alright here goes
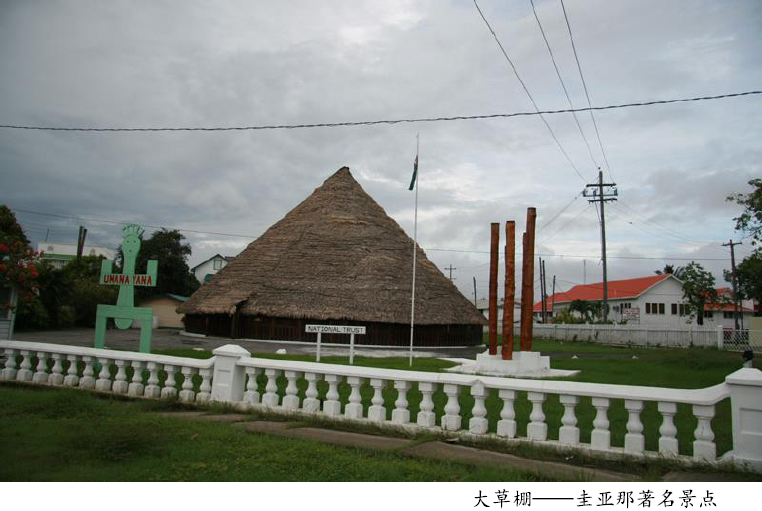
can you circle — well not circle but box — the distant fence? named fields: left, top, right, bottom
left=486, top=322, right=762, bottom=352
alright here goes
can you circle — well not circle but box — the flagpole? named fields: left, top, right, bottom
left=409, top=133, right=419, bottom=367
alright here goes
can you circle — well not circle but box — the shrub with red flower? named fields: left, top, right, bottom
left=0, top=236, right=41, bottom=312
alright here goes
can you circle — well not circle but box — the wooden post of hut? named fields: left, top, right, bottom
left=519, top=207, right=536, bottom=352
left=502, top=221, right=515, bottom=360
left=488, top=223, right=499, bottom=355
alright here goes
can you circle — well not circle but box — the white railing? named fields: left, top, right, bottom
left=0, top=341, right=214, bottom=402
left=1, top=340, right=761, bottom=472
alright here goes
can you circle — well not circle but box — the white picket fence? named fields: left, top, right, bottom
left=2, top=340, right=762, bottom=472
left=488, top=322, right=762, bottom=352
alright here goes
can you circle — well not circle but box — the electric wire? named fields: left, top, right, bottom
left=529, top=0, right=599, bottom=171
left=473, top=0, right=588, bottom=182
left=0, top=91, right=757, bottom=133
left=560, top=0, right=614, bottom=181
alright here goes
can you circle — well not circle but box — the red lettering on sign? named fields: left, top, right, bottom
left=147, top=275, right=152, bottom=285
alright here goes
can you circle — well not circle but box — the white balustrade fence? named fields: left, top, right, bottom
left=1, top=340, right=761, bottom=472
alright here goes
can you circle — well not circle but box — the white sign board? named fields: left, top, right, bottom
left=305, top=324, right=366, bottom=364
left=305, top=325, right=366, bottom=335
left=622, top=307, right=640, bottom=320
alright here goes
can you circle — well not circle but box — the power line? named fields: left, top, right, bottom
left=529, top=0, right=599, bottom=171
left=560, top=0, right=614, bottom=181
left=0, top=90, right=758, bottom=133
left=426, top=247, right=730, bottom=261
left=11, top=206, right=743, bottom=262
left=538, top=202, right=591, bottom=243
left=11, top=207, right=262, bottom=239
left=539, top=191, right=582, bottom=231
left=473, top=0, right=588, bottom=183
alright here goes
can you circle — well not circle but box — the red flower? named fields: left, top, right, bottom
left=0, top=243, right=8, bottom=253
left=0, top=263, right=6, bottom=272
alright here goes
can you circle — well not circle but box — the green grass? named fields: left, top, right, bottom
left=0, top=384, right=555, bottom=482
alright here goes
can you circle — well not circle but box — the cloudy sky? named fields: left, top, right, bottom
left=1, top=0, right=760, bottom=302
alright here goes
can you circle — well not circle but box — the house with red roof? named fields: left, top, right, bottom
left=533, top=274, right=755, bottom=328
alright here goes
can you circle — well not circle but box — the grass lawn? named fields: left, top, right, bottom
left=154, top=337, right=758, bottom=460
left=0, top=384, right=555, bottom=482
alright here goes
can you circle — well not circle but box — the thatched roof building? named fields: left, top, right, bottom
left=179, top=167, right=485, bottom=346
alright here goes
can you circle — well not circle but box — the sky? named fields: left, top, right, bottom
left=1, top=0, right=760, bottom=303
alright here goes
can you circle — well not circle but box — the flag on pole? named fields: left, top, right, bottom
left=408, top=155, right=418, bottom=191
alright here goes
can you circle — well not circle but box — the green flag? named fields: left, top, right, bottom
left=408, top=155, right=418, bottom=191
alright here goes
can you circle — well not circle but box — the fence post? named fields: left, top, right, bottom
left=725, top=368, right=762, bottom=472
left=717, top=325, right=724, bottom=350
left=211, top=344, right=250, bottom=403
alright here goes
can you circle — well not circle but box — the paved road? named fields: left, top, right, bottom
left=12, top=328, right=486, bottom=359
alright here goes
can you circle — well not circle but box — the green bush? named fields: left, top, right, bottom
left=14, top=296, right=49, bottom=330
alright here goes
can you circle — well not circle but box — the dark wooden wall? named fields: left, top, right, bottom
left=183, top=314, right=481, bottom=346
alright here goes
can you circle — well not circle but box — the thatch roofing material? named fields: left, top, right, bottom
left=179, top=167, right=485, bottom=326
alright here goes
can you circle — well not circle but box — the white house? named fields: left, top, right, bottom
left=476, top=298, right=522, bottom=328
left=37, top=242, right=115, bottom=269
left=534, top=274, right=755, bottom=328
left=191, top=254, right=235, bottom=283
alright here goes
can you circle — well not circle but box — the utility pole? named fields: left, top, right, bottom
left=473, top=276, right=477, bottom=308
left=584, top=170, right=617, bottom=322
left=76, top=226, right=88, bottom=263
left=538, top=257, right=544, bottom=323
left=44, top=229, right=50, bottom=242
left=444, top=264, right=457, bottom=281
left=723, top=239, right=743, bottom=331
left=551, top=274, right=556, bottom=320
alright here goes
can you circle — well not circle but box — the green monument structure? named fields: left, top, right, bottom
left=95, top=224, right=158, bottom=353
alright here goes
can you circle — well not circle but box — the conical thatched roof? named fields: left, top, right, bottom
left=179, top=167, right=485, bottom=326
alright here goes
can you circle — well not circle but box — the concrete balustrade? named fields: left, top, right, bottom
left=2, top=340, right=761, bottom=473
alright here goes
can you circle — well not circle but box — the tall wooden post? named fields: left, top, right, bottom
left=502, top=221, right=515, bottom=360
left=488, top=223, right=499, bottom=355
left=519, top=208, right=537, bottom=352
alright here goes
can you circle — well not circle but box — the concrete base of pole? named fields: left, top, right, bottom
left=443, top=351, right=579, bottom=379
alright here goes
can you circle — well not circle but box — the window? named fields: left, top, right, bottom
left=213, top=258, right=224, bottom=270
left=678, top=304, right=688, bottom=316
left=658, top=303, right=665, bottom=315
left=671, top=304, right=677, bottom=315
left=724, top=311, right=734, bottom=319
left=645, top=303, right=651, bottom=314
left=704, top=311, right=713, bottom=319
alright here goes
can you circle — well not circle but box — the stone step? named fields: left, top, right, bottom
left=399, top=441, right=633, bottom=482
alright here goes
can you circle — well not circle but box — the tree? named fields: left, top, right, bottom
left=727, top=178, right=762, bottom=246
left=679, top=261, right=716, bottom=325
left=0, top=205, right=40, bottom=312
left=727, top=179, right=762, bottom=313
left=725, top=249, right=762, bottom=310
left=118, top=228, right=200, bottom=299
left=568, top=300, right=603, bottom=323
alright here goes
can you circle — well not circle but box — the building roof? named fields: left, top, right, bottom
left=533, top=274, right=673, bottom=311
left=191, top=254, right=234, bottom=272
left=179, top=167, right=485, bottom=326
left=704, top=303, right=754, bottom=312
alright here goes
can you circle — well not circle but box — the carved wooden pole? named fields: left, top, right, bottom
left=502, top=221, right=515, bottom=360
left=519, top=208, right=537, bottom=351
left=488, top=222, right=499, bottom=355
